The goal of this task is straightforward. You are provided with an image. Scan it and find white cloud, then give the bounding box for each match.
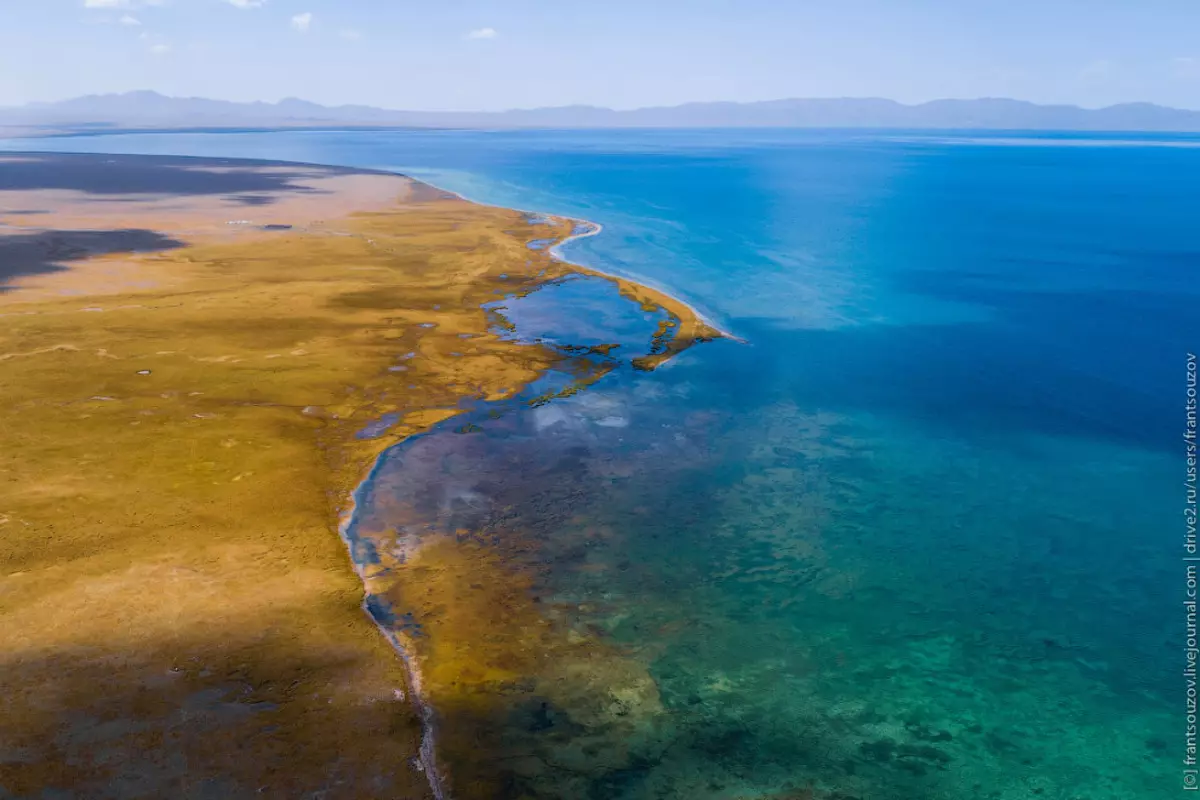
[119,14,141,26]
[149,43,170,55]
[227,0,266,7]
[465,27,497,40]
[291,12,312,32]
[339,29,363,41]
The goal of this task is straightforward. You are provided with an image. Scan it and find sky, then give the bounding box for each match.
[1,0,1198,111]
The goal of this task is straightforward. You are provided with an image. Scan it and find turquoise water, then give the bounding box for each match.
[6,129,1191,798]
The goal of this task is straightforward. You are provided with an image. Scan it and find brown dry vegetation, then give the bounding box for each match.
[0,156,717,798]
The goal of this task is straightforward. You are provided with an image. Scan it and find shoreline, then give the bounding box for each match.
[548,218,742,343]
[0,145,735,336]
[339,454,447,799]
[333,197,713,799]
[397,175,737,341]
[0,149,721,798]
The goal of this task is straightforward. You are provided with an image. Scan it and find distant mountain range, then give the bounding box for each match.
[4,91,1200,133]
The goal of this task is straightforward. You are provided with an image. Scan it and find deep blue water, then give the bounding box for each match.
[5,129,1194,799]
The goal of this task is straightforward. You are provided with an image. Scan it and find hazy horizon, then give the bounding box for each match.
[3,1,1199,112]
[8,89,1200,115]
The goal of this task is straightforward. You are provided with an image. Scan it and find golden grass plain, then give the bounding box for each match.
[0,154,717,798]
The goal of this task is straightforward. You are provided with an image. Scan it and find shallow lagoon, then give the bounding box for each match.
[7,129,1190,798]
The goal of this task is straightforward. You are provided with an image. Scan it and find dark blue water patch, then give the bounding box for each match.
[261,224,293,231]
[396,611,424,637]
[484,274,665,354]
[364,594,396,627]
[356,412,400,440]
[527,238,554,251]
[710,312,1182,456]
[524,212,553,226]
[366,597,424,637]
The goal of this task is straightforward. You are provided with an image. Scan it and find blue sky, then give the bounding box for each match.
[2,0,1198,110]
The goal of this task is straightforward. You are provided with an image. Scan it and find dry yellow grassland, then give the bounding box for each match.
[0,154,716,798]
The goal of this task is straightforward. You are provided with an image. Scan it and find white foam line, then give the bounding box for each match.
[377,169,742,341]
[544,216,742,341]
[337,476,448,800]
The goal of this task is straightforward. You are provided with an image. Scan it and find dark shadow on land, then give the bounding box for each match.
[0,609,917,800]
[0,634,436,800]
[0,152,367,199]
[0,567,938,800]
[0,228,187,291]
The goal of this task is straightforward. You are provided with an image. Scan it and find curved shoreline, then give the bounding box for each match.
[547,218,744,344]
[338,455,448,799]
[334,195,719,799]
[398,176,737,341]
